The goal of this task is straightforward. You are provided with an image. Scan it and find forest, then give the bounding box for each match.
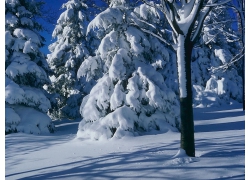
[5,0,244,157]
[5,1,246,179]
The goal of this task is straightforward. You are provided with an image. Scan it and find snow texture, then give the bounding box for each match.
[176,34,187,98]
[5,104,245,180]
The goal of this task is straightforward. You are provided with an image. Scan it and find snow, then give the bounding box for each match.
[77,56,101,81]
[110,82,125,110]
[20,17,34,27]
[5,107,21,126]
[13,28,41,45]
[5,12,18,27]
[214,49,232,64]
[5,31,13,47]
[5,76,51,113]
[5,76,25,105]
[6,58,48,82]
[14,106,53,134]
[109,49,127,81]
[11,38,25,51]
[86,8,123,34]
[57,9,74,24]
[23,40,39,54]
[5,104,245,179]
[177,34,187,98]
[17,6,32,16]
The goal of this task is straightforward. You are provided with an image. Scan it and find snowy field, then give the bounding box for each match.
[5,103,245,180]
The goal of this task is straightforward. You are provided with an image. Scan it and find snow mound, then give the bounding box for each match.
[5,106,54,134]
[171,148,198,165]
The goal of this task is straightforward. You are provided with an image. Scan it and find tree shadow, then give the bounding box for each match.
[5,104,245,180]
[193,104,245,132]
[6,136,245,180]
[195,120,245,132]
[193,108,244,121]
[6,142,179,179]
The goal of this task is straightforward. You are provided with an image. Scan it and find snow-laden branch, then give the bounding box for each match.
[142,0,180,35]
[178,0,196,19]
[130,21,171,46]
[141,27,170,45]
[191,4,211,42]
[204,31,221,44]
[130,12,157,30]
[209,48,245,73]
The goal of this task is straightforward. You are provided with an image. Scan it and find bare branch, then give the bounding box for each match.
[204,0,231,7]
[209,48,245,73]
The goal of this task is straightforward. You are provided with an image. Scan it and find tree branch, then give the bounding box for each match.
[204,0,231,7]
[209,50,244,73]
[191,3,212,43]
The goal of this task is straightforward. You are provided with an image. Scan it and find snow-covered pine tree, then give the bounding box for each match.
[46,0,92,120]
[192,7,243,107]
[76,0,180,140]
[5,0,54,134]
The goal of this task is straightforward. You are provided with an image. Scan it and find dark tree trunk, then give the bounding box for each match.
[178,37,195,157]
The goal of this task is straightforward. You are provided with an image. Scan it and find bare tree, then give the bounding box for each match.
[140,0,232,157]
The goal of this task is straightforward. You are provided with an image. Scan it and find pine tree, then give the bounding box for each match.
[46,0,91,120]
[77,0,180,140]
[5,0,54,134]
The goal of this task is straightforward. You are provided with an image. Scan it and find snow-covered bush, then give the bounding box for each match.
[5,0,54,134]
[77,1,180,140]
[46,0,93,120]
[191,8,243,107]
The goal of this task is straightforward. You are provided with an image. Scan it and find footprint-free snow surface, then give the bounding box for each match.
[5,104,245,180]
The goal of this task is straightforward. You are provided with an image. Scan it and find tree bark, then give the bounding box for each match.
[177,35,195,157]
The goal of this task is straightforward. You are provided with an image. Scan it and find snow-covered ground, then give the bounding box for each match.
[5,103,245,180]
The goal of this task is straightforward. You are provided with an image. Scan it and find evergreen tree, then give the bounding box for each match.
[5,0,54,134]
[77,0,180,140]
[46,0,92,120]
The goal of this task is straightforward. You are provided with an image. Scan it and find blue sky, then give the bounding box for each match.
[40,0,67,55]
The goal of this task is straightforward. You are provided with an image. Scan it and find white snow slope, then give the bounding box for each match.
[5,103,245,180]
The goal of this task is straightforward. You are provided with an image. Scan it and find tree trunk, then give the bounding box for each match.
[176,35,195,157]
